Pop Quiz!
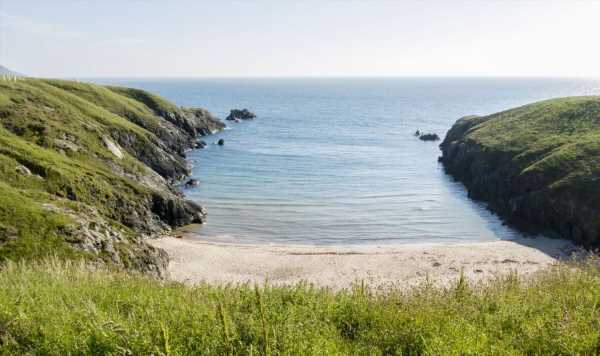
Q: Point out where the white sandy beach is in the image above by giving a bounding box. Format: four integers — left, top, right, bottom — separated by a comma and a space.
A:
150, 234, 579, 290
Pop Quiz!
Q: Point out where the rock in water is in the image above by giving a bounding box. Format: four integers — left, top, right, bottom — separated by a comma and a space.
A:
419, 133, 440, 141
226, 109, 256, 121
185, 179, 199, 188
217, 139, 225, 146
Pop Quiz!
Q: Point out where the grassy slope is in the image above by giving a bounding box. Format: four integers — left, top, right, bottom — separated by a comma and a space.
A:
1, 259, 600, 355
0, 78, 194, 264
466, 97, 600, 200
442, 96, 600, 244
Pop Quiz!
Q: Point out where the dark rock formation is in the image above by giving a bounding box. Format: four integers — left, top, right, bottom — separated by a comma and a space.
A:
440, 105, 600, 247
193, 140, 207, 149
151, 193, 206, 227
418, 133, 440, 141
185, 179, 199, 188
226, 109, 256, 121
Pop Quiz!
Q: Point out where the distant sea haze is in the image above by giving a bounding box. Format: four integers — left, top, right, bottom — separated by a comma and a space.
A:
97, 77, 600, 245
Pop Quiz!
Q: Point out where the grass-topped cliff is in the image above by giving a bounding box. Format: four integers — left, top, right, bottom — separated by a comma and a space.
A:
0, 78, 224, 275
440, 96, 600, 246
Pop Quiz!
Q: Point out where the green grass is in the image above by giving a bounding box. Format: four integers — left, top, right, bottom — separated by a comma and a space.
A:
1, 259, 600, 355
465, 96, 600, 200
0, 78, 197, 265
445, 96, 600, 245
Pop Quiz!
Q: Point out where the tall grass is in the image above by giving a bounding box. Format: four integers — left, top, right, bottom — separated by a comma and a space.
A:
1, 259, 600, 355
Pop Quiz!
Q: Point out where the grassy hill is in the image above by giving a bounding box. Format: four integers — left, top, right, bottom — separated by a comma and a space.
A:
441, 97, 600, 246
0, 78, 224, 275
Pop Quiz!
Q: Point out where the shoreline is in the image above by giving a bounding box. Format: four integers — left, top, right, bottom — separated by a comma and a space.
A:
149, 235, 578, 290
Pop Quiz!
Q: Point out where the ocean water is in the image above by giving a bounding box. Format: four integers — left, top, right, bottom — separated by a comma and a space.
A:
97, 77, 600, 245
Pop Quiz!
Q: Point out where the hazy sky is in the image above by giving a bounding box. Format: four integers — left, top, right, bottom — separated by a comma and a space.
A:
1, 0, 600, 78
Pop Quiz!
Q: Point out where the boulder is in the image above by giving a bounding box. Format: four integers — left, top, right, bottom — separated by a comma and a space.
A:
217, 139, 225, 146
226, 109, 256, 121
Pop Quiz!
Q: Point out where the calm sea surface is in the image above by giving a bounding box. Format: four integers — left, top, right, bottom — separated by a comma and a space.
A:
95, 78, 600, 245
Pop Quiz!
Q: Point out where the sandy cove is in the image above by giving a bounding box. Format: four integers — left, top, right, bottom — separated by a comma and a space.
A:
149, 234, 580, 291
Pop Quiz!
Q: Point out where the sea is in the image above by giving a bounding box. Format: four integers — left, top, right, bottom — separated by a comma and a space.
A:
95, 77, 600, 245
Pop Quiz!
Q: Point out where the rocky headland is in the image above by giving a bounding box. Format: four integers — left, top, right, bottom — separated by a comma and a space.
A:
440, 97, 600, 247
0, 78, 225, 276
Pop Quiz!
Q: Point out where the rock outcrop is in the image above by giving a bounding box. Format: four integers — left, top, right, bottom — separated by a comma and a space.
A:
440, 98, 600, 247
226, 108, 256, 121
185, 179, 199, 188
418, 133, 440, 141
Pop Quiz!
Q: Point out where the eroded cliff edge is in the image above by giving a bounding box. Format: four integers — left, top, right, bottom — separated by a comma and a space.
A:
0, 79, 224, 276
440, 97, 600, 247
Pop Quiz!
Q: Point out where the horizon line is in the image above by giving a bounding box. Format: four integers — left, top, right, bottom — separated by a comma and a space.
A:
45, 74, 600, 81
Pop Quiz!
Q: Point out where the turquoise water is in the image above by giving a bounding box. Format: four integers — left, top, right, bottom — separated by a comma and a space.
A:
98, 78, 600, 245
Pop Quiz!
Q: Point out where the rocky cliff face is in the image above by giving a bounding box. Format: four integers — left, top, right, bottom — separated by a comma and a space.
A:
0, 79, 226, 276
440, 98, 600, 247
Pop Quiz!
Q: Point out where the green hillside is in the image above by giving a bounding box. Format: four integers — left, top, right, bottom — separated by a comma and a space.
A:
0, 78, 223, 275
441, 97, 600, 246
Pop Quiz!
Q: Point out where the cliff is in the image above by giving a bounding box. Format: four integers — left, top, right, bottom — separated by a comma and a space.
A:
0, 78, 224, 276
440, 97, 600, 247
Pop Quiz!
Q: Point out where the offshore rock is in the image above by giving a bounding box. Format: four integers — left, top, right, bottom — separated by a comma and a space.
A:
418, 133, 440, 141
226, 108, 256, 121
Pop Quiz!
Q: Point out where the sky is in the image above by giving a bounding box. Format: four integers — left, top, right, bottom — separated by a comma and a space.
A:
1, 0, 600, 78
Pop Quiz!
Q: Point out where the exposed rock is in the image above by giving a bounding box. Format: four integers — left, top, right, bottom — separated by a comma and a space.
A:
192, 140, 207, 149
54, 138, 81, 153
58, 203, 169, 278
218, 139, 225, 146
226, 109, 256, 121
418, 133, 440, 141
151, 193, 206, 227
185, 179, 199, 188
102, 136, 124, 159
152, 107, 225, 137
15, 164, 31, 175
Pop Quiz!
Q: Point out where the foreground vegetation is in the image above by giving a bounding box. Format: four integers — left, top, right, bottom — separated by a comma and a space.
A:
0, 259, 599, 355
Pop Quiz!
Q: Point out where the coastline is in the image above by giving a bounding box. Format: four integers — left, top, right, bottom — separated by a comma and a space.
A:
150, 234, 578, 290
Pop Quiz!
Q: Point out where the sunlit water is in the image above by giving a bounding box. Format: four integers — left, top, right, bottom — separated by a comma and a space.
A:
96, 77, 600, 245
